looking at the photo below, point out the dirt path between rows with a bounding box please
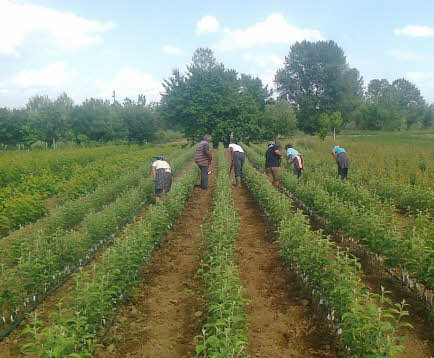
[229,168,336,356]
[95,158,216,358]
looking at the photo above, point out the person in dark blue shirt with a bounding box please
[265,139,283,188]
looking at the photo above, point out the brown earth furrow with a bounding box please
[230,171,336,357]
[95,157,216,358]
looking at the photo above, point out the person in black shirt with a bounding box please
[265,139,283,188]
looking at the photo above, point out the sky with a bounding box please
[1,0,434,108]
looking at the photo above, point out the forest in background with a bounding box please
[1,40,433,149]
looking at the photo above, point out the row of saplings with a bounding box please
[20,143,409,357]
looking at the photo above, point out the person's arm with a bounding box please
[205,150,212,162]
[274,149,283,159]
[287,155,293,168]
[331,150,337,162]
[203,142,212,162]
[151,165,156,181]
[230,148,234,172]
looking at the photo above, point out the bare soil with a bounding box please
[95,158,216,358]
[232,186,336,358]
[228,151,337,357]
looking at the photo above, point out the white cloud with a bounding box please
[405,72,434,102]
[241,54,284,91]
[217,13,323,51]
[259,71,276,90]
[98,68,163,102]
[406,71,434,87]
[0,62,79,106]
[385,49,423,61]
[197,15,220,35]
[394,25,434,37]
[163,45,182,55]
[0,0,115,56]
[14,62,68,88]
[242,54,284,68]
[1,65,163,107]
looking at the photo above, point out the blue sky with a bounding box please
[1,0,433,108]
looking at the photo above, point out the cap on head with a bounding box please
[267,141,274,147]
[156,155,165,161]
[286,143,293,150]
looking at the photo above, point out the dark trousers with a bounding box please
[233,152,245,177]
[198,165,209,189]
[293,165,302,178]
[338,165,348,180]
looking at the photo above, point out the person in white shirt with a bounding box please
[228,140,245,187]
[151,156,172,202]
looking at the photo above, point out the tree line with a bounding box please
[1,40,433,148]
[161,44,433,144]
[275,40,434,134]
[0,93,179,148]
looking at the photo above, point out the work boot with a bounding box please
[236,176,241,187]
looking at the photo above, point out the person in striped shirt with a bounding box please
[194,134,213,189]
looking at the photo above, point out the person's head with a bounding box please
[285,143,293,150]
[274,139,281,147]
[155,155,166,161]
[333,145,340,150]
[203,134,212,142]
[267,141,274,147]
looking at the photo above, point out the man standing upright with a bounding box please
[265,139,283,188]
[194,134,213,189]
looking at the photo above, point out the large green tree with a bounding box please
[160,48,270,144]
[275,40,363,134]
[262,99,297,138]
[363,78,427,129]
[121,95,157,143]
[25,95,66,146]
[0,108,28,146]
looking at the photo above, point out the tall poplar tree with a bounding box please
[275,40,362,134]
